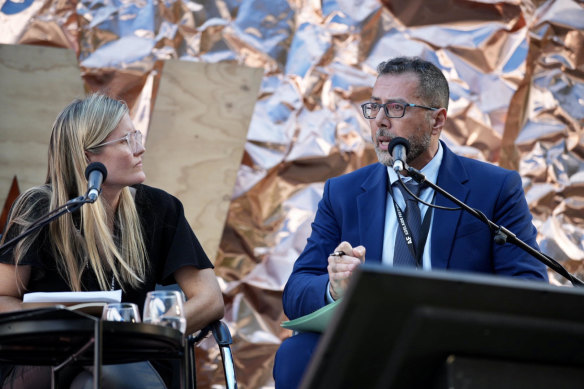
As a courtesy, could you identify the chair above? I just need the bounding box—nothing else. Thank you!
[188,320,237,389]
[154,284,236,388]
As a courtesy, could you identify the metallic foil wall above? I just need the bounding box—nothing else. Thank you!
[1,0,583,388]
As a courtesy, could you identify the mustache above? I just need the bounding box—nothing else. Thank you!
[376,128,392,138]
[376,129,412,145]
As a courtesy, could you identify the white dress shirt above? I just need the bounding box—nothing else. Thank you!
[326,143,444,302]
[382,142,444,269]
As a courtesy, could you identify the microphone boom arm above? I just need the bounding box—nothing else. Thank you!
[0,196,89,256]
[407,166,584,287]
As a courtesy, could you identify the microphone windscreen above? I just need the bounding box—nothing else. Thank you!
[388,137,411,155]
[85,162,108,182]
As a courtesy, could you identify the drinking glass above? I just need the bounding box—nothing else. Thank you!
[101,302,141,323]
[142,290,187,334]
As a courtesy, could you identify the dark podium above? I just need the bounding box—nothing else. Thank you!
[300,264,584,389]
[0,307,188,388]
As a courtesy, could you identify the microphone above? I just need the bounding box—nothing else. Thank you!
[85,162,108,203]
[388,137,410,172]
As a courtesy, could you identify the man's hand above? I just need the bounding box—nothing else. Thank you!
[327,241,365,301]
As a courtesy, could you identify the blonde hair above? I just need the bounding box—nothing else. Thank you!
[2,93,147,292]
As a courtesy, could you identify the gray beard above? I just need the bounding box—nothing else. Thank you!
[375,130,432,167]
[375,148,392,166]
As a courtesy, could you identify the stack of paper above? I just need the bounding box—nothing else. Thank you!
[23,290,122,304]
[281,299,341,333]
[22,290,122,316]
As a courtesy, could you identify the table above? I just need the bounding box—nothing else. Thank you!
[0,307,189,389]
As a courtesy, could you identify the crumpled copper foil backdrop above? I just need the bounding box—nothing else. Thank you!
[1,0,583,387]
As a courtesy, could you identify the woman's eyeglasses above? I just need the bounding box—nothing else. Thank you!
[87,130,143,154]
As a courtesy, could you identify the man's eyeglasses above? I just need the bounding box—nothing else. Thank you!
[361,102,437,119]
[87,130,143,154]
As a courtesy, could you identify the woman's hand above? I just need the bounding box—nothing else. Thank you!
[175,266,224,335]
[0,263,30,312]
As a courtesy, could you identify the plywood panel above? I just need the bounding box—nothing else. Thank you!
[0,44,85,210]
[144,60,262,262]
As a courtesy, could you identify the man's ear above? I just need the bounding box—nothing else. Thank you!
[431,108,447,135]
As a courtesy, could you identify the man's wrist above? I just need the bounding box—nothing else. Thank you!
[325,281,336,303]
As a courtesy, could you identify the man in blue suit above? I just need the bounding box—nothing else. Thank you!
[273,57,548,388]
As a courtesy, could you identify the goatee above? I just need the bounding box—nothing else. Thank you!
[375,130,431,167]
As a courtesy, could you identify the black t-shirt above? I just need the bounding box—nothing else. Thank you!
[0,184,213,387]
[0,184,212,303]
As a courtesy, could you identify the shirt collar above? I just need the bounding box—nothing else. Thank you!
[387,141,443,186]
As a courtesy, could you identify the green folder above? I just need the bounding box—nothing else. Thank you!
[281,299,342,333]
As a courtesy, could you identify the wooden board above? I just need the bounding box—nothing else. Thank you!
[143,59,262,262]
[0,44,84,211]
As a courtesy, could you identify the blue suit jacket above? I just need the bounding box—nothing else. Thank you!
[283,142,549,319]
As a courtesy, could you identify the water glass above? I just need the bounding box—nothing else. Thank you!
[102,302,141,323]
[143,290,187,334]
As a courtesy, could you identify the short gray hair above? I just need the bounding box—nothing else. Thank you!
[377,57,449,110]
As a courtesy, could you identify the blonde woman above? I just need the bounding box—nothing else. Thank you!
[0,93,224,388]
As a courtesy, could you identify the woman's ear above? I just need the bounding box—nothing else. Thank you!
[84,151,92,163]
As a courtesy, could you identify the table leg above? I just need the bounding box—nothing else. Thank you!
[181,338,191,389]
[51,366,58,389]
[188,338,196,389]
[93,320,102,389]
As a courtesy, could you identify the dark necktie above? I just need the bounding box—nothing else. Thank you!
[393,180,422,267]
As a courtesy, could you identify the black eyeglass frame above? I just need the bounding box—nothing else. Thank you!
[360,101,438,119]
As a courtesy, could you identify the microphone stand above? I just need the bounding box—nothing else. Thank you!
[0,196,91,256]
[406,166,584,287]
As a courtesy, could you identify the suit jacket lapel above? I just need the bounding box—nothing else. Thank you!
[431,143,470,269]
[357,164,388,264]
